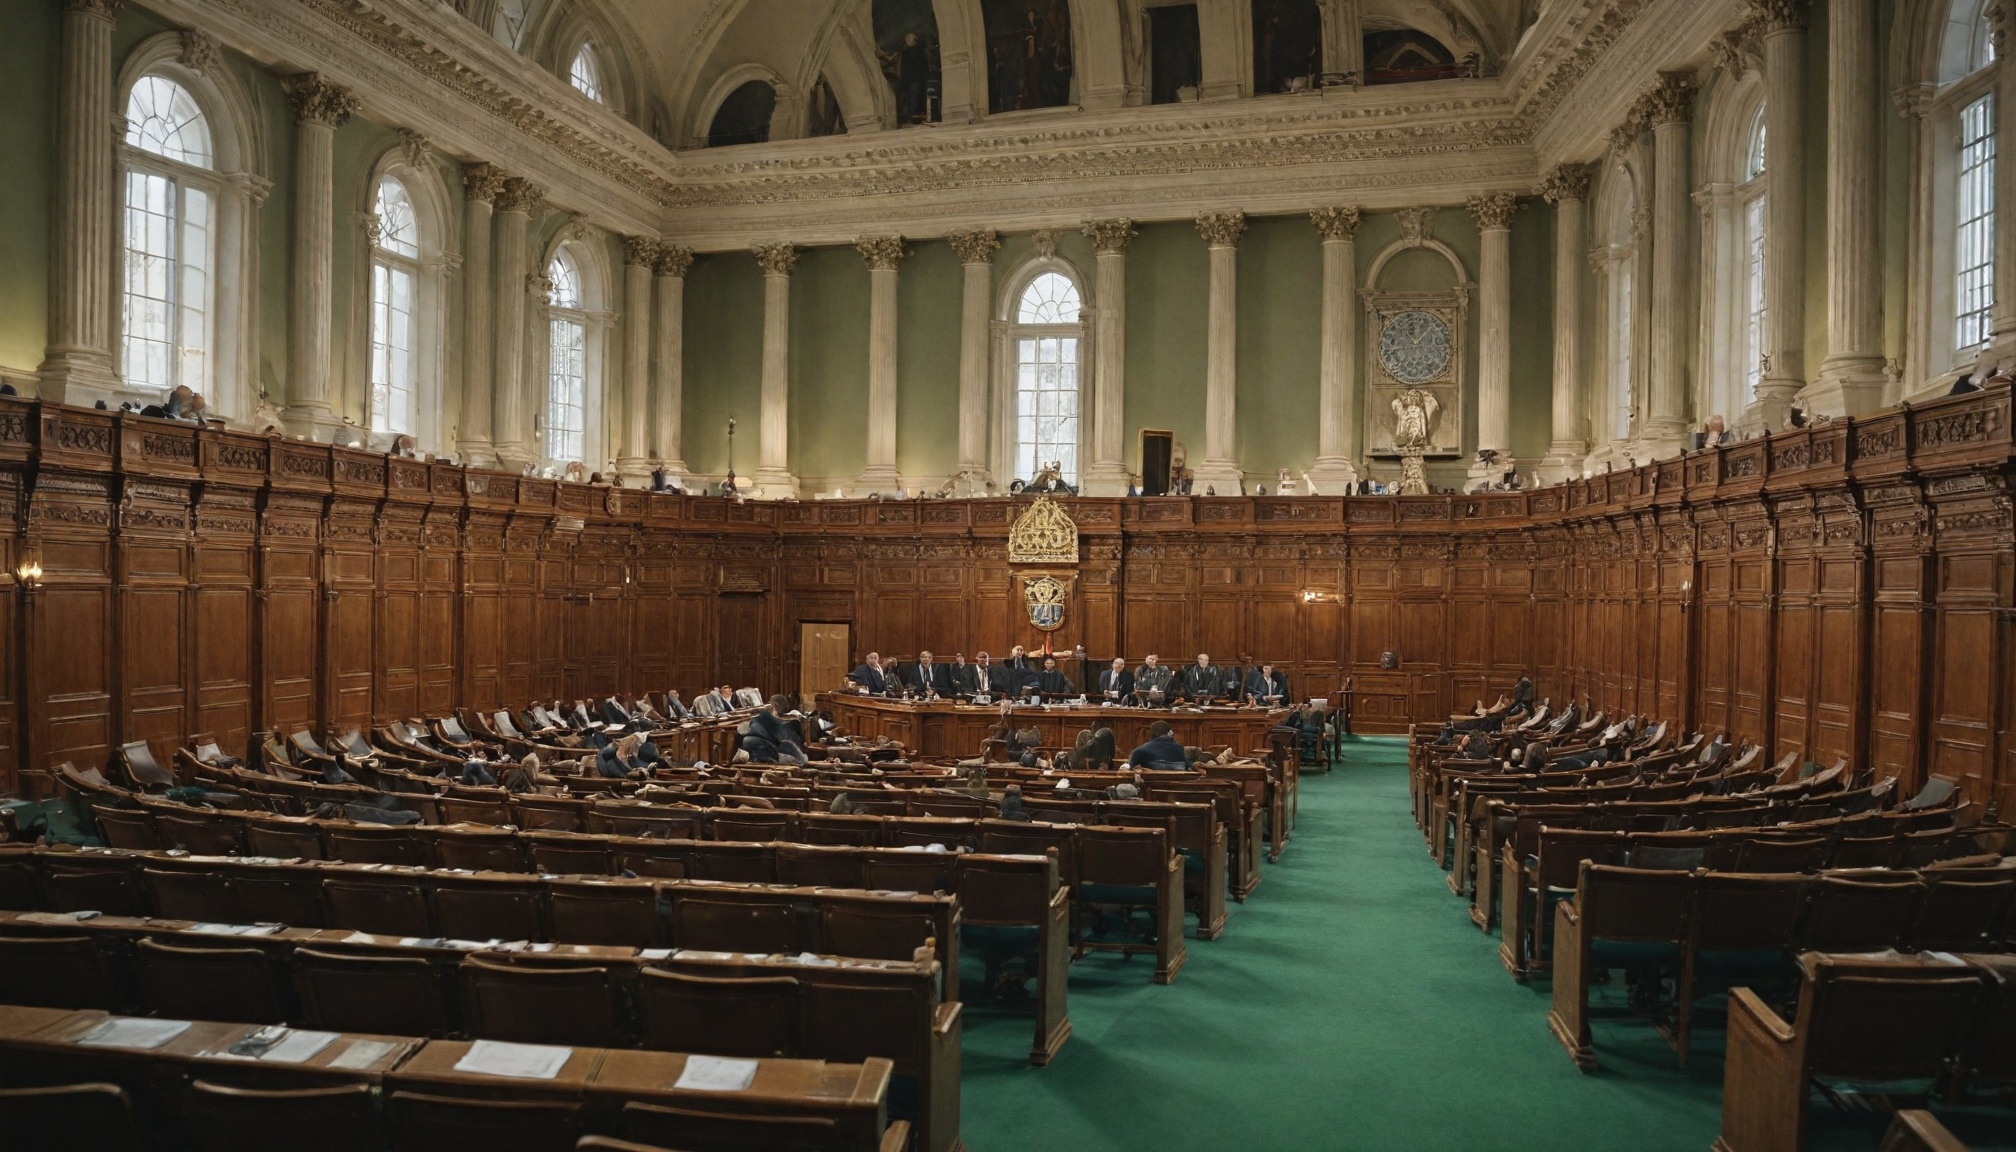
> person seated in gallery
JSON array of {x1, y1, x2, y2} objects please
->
[
  {"x1": 1243, "y1": 661, "x2": 1288, "y2": 705},
  {"x1": 1033, "y1": 654, "x2": 1074, "y2": 696},
  {"x1": 1700, "y1": 414, "x2": 1733, "y2": 447},
  {"x1": 996, "y1": 782, "x2": 1032, "y2": 821},
  {"x1": 948, "y1": 652, "x2": 981, "y2": 697},
  {"x1": 978, "y1": 650, "x2": 1023, "y2": 696},
  {"x1": 719, "y1": 470, "x2": 740, "y2": 497},
  {"x1": 595, "y1": 740, "x2": 646, "y2": 780},
  {"x1": 661, "y1": 689, "x2": 692, "y2": 720},
  {"x1": 910, "y1": 650, "x2": 951, "y2": 697},
  {"x1": 1127, "y1": 721, "x2": 1191, "y2": 771},
  {"x1": 1133, "y1": 654, "x2": 1173, "y2": 705},
  {"x1": 1173, "y1": 653, "x2": 1229, "y2": 702},
  {"x1": 1096, "y1": 656, "x2": 1134, "y2": 702},
  {"x1": 742, "y1": 696, "x2": 809, "y2": 765},
  {"x1": 1081, "y1": 725, "x2": 1116, "y2": 770},
  {"x1": 1507, "y1": 675, "x2": 1536, "y2": 719},
  {"x1": 848, "y1": 652, "x2": 891, "y2": 695},
  {"x1": 695, "y1": 683, "x2": 737, "y2": 715},
  {"x1": 459, "y1": 755, "x2": 498, "y2": 787}
]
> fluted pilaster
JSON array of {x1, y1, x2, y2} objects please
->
[
  {"x1": 39, "y1": 0, "x2": 122, "y2": 402},
  {"x1": 752, "y1": 243, "x2": 799, "y2": 497},
  {"x1": 618, "y1": 236, "x2": 658, "y2": 479},
  {"x1": 1308, "y1": 207, "x2": 1361, "y2": 493},
  {"x1": 1193, "y1": 211, "x2": 1247, "y2": 491},
  {"x1": 1754, "y1": 0, "x2": 1808, "y2": 429},
  {"x1": 458, "y1": 164, "x2": 501, "y2": 463},
  {"x1": 490, "y1": 177, "x2": 542, "y2": 467},
  {"x1": 948, "y1": 229, "x2": 1000, "y2": 481},
  {"x1": 1467, "y1": 192, "x2": 1519, "y2": 479},
  {"x1": 1081, "y1": 218, "x2": 1136, "y2": 495},
  {"x1": 855, "y1": 235, "x2": 906, "y2": 492},
  {"x1": 1541, "y1": 165, "x2": 1592, "y2": 476},
  {"x1": 282, "y1": 73, "x2": 358, "y2": 439},
  {"x1": 653, "y1": 244, "x2": 693, "y2": 478}
]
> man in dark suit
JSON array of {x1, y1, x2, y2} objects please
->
[
  {"x1": 1033, "y1": 654, "x2": 1073, "y2": 696},
  {"x1": 848, "y1": 652, "x2": 890, "y2": 695},
  {"x1": 1005, "y1": 644, "x2": 1037, "y2": 687},
  {"x1": 1134, "y1": 654, "x2": 1173, "y2": 705},
  {"x1": 978, "y1": 651, "x2": 1020, "y2": 696},
  {"x1": 1174, "y1": 653, "x2": 1228, "y2": 702},
  {"x1": 1096, "y1": 657, "x2": 1134, "y2": 702},
  {"x1": 1127, "y1": 721, "x2": 1190, "y2": 770},
  {"x1": 910, "y1": 650, "x2": 952, "y2": 697},
  {"x1": 1243, "y1": 662, "x2": 1288, "y2": 705},
  {"x1": 661, "y1": 690, "x2": 692, "y2": 720},
  {"x1": 947, "y1": 653, "x2": 980, "y2": 697}
]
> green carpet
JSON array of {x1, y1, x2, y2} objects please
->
[{"x1": 956, "y1": 736, "x2": 1730, "y2": 1151}]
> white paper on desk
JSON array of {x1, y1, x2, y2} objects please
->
[
  {"x1": 454, "y1": 1039, "x2": 572, "y2": 1080},
  {"x1": 342, "y1": 931, "x2": 378, "y2": 944},
  {"x1": 328, "y1": 1039, "x2": 399, "y2": 1071},
  {"x1": 19, "y1": 910, "x2": 98, "y2": 925},
  {"x1": 260, "y1": 1029, "x2": 338, "y2": 1064},
  {"x1": 638, "y1": 948, "x2": 673, "y2": 960},
  {"x1": 76, "y1": 1018, "x2": 191, "y2": 1050},
  {"x1": 674, "y1": 1054, "x2": 759, "y2": 1092},
  {"x1": 672, "y1": 949, "x2": 734, "y2": 961}
]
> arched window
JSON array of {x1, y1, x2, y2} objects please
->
[
  {"x1": 1010, "y1": 271, "x2": 1083, "y2": 484},
  {"x1": 368, "y1": 175, "x2": 420, "y2": 437},
  {"x1": 1610, "y1": 253, "x2": 1635, "y2": 442},
  {"x1": 121, "y1": 75, "x2": 215, "y2": 398},
  {"x1": 708, "y1": 80, "x2": 776, "y2": 147},
  {"x1": 1742, "y1": 105, "x2": 1768, "y2": 401},
  {"x1": 1909, "y1": 0, "x2": 2003, "y2": 392},
  {"x1": 1956, "y1": 91, "x2": 1995, "y2": 352},
  {"x1": 569, "y1": 42, "x2": 605, "y2": 103},
  {"x1": 546, "y1": 250, "x2": 590, "y2": 465}
]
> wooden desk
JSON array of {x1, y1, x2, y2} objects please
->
[{"x1": 824, "y1": 696, "x2": 1289, "y2": 759}]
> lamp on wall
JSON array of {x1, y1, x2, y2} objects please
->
[
  {"x1": 15, "y1": 550, "x2": 43, "y2": 590},
  {"x1": 1301, "y1": 590, "x2": 1332, "y2": 604}
]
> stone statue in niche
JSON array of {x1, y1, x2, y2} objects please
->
[{"x1": 1390, "y1": 387, "x2": 1440, "y2": 496}]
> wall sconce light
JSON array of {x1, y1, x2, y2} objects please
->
[
  {"x1": 16, "y1": 555, "x2": 43, "y2": 589},
  {"x1": 1301, "y1": 590, "x2": 1330, "y2": 604}
]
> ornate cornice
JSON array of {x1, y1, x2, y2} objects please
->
[
  {"x1": 1467, "y1": 191, "x2": 1520, "y2": 231},
  {"x1": 654, "y1": 244, "x2": 695, "y2": 278},
  {"x1": 1539, "y1": 163, "x2": 1591, "y2": 203},
  {"x1": 63, "y1": 0, "x2": 121, "y2": 19},
  {"x1": 1633, "y1": 72, "x2": 1699, "y2": 130},
  {"x1": 1195, "y1": 210, "x2": 1248, "y2": 248},
  {"x1": 947, "y1": 229, "x2": 1002, "y2": 264},
  {"x1": 1745, "y1": 0, "x2": 1810, "y2": 35},
  {"x1": 854, "y1": 235, "x2": 906, "y2": 271},
  {"x1": 179, "y1": 28, "x2": 220, "y2": 76},
  {"x1": 752, "y1": 243, "x2": 799, "y2": 276},
  {"x1": 1310, "y1": 206, "x2": 1362, "y2": 241},
  {"x1": 623, "y1": 235, "x2": 661, "y2": 268},
  {"x1": 463, "y1": 162, "x2": 504, "y2": 204},
  {"x1": 1081, "y1": 218, "x2": 1137, "y2": 256},
  {"x1": 495, "y1": 176, "x2": 545, "y2": 214},
  {"x1": 1711, "y1": 18, "x2": 1762, "y2": 80},
  {"x1": 282, "y1": 72, "x2": 359, "y2": 128}
]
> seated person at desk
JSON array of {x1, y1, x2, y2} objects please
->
[
  {"x1": 1134, "y1": 654, "x2": 1173, "y2": 705},
  {"x1": 1032, "y1": 654, "x2": 1074, "y2": 696},
  {"x1": 1173, "y1": 653, "x2": 1230, "y2": 702},
  {"x1": 948, "y1": 652, "x2": 981, "y2": 697},
  {"x1": 979, "y1": 650, "x2": 1025, "y2": 697},
  {"x1": 910, "y1": 650, "x2": 952, "y2": 697},
  {"x1": 1128, "y1": 721, "x2": 1191, "y2": 771},
  {"x1": 694, "y1": 683, "x2": 736, "y2": 716},
  {"x1": 660, "y1": 689, "x2": 692, "y2": 720},
  {"x1": 1244, "y1": 661, "x2": 1288, "y2": 705},
  {"x1": 847, "y1": 652, "x2": 891, "y2": 695},
  {"x1": 742, "y1": 696, "x2": 809, "y2": 765},
  {"x1": 1096, "y1": 656, "x2": 1134, "y2": 702},
  {"x1": 1006, "y1": 644, "x2": 1037, "y2": 683}
]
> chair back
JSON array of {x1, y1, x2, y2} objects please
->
[
  {"x1": 861, "y1": 854, "x2": 956, "y2": 895},
  {"x1": 672, "y1": 894, "x2": 797, "y2": 954},
  {"x1": 187, "y1": 1080, "x2": 382, "y2": 1152},
  {"x1": 799, "y1": 976, "x2": 932, "y2": 1072},
  {"x1": 429, "y1": 878, "x2": 544, "y2": 942},
  {"x1": 326, "y1": 824, "x2": 428, "y2": 866},
  {"x1": 635, "y1": 968, "x2": 799, "y2": 1058},
  {"x1": 90, "y1": 806, "x2": 159, "y2": 851},
  {"x1": 1800, "y1": 956, "x2": 1986, "y2": 1081},
  {"x1": 775, "y1": 844, "x2": 865, "y2": 889},
  {"x1": 292, "y1": 946, "x2": 452, "y2": 1037},
  {"x1": 885, "y1": 818, "x2": 979, "y2": 851},
  {"x1": 545, "y1": 880, "x2": 662, "y2": 946},
  {"x1": 322, "y1": 875, "x2": 431, "y2": 937},
  {"x1": 1912, "y1": 874, "x2": 2016, "y2": 951},
  {"x1": 134, "y1": 936, "x2": 287, "y2": 1023},
  {"x1": 621, "y1": 1101, "x2": 840, "y2": 1152},
  {"x1": 589, "y1": 803, "x2": 703, "y2": 839},
  {"x1": 142, "y1": 866, "x2": 236, "y2": 923},
  {"x1": 245, "y1": 819, "x2": 326, "y2": 860},
  {"x1": 1075, "y1": 825, "x2": 1168, "y2": 889},
  {"x1": 0, "y1": 936, "x2": 119, "y2": 1010},
  {"x1": 428, "y1": 827, "x2": 526, "y2": 873},
  {"x1": 460, "y1": 954, "x2": 621, "y2": 1047},
  {"x1": 42, "y1": 859, "x2": 146, "y2": 916},
  {"x1": 385, "y1": 1090, "x2": 583, "y2": 1152},
  {"x1": 795, "y1": 813, "x2": 884, "y2": 846},
  {"x1": 119, "y1": 740, "x2": 178, "y2": 790},
  {"x1": 525, "y1": 832, "x2": 614, "y2": 876},
  {"x1": 1691, "y1": 872, "x2": 1808, "y2": 952},
  {"x1": 818, "y1": 903, "x2": 936, "y2": 961},
  {"x1": 1801, "y1": 875, "x2": 1921, "y2": 952},
  {"x1": 955, "y1": 854, "x2": 1057, "y2": 925},
  {"x1": 511, "y1": 798, "x2": 583, "y2": 833},
  {"x1": 712, "y1": 810, "x2": 797, "y2": 843},
  {"x1": 439, "y1": 795, "x2": 512, "y2": 827},
  {"x1": 1963, "y1": 953, "x2": 2016, "y2": 1087},
  {"x1": 0, "y1": 1082, "x2": 144, "y2": 1152},
  {"x1": 151, "y1": 808, "x2": 246, "y2": 856},
  {"x1": 683, "y1": 842, "x2": 777, "y2": 883},
  {"x1": 1577, "y1": 864, "x2": 1692, "y2": 942}
]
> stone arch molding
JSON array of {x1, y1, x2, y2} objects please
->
[
  {"x1": 1361, "y1": 211, "x2": 1472, "y2": 292},
  {"x1": 692, "y1": 63, "x2": 796, "y2": 145}
]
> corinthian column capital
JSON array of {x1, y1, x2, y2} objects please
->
[
  {"x1": 1081, "y1": 218, "x2": 1138, "y2": 255},
  {"x1": 283, "y1": 73, "x2": 360, "y2": 128},
  {"x1": 1539, "y1": 164, "x2": 1592, "y2": 204},
  {"x1": 654, "y1": 243, "x2": 695, "y2": 278},
  {"x1": 1634, "y1": 72, "x2": 1700, "y2": 129},
  {"x1": 1195, "y1": 210, "x2": 1247, "y2": 249},
  {"x1": 854, "y1": 235, "x2": 907, "y2": 271},
  {"x1": 1746, "y1": 0, "x2": 1810, "y2": 35},
  {"x1": 1310, "y1": 206, "x2": 1362, "y2": 241},
  {"x1": 463, "y1": 162, "x2": 505, "y2": 204},
  {"x1": 1466, "y1": 192, "x2": 1521, "y2": 232},
  {"x1": 495, "y1": 177, "x2": 545, "y2": 214},
  {"x1": 948, "y1": 228, "x2": 1002, "y2": 264},
  {"x1": 753, "y1": 242, "x2": 799, "y2": 276},
  {"x1": 63, "y1": 0, "x2": 122, "y2": 20},
  {"x1": 624, "y1": 235, "x2": 662, "y2": 268}
]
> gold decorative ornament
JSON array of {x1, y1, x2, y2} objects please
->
[
  {"x1": 1006, "y1": 495, "x2": 1078, "y2": 564},
  {"x1": 1022, "y1": 574, "x2": 1068, "y2": 632}
]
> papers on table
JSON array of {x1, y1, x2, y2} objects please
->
[
  {"x1": 453, "y1": 1039, "x2": 572, "y2": 1080},
  {"x1": 261, "y1": 1029, "x2": 339, "y2": 1064},
  {"x1": 674, "y1": 1054, "x2": 759, "y2": 1092},
  {"x1": 189, "y1": 922, "x2": 283, "y2": 936},
  {"x1": 76, "y1": 1018, "x2": 191, "y2": 1050},
  {"x1": 638, "y1": 948, "x2": 674, "y2": 960},
  {"x1": 329, "y1": 1039, "x2": 400, "y2": 1071}
]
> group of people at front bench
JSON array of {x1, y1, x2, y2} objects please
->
[{"x1": 847, "y1": 648, "x2": 1292, "y2": 707}]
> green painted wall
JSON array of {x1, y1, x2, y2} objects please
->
[
  {"x1": 0, "y1": 0, "x2": 56, "y2": 376},
  {"x1": 682, "y1": 253, "x2": 764, "y2": 481},
  {"x1": 895, "y1": 238, "x2": 962, "y2": 484},
  {"x1": 1121, "y1": 220, "x2": 1209, "y2": 474},
  {"x1": 788, "y1": 244, "x2": 869, "y2": 487},
  {"x1": 1510, "y1": 197, "x2": 1557, "y2": 463},
  {"x1": 1234, "y1": 213, "x2": 1322, "y2": 481}
]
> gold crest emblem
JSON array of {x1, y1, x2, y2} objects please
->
[
  {"x1": 1022, "y1": 574, "x2": 1067, "y2": 632},
  {"x1": 1006, "y1": 495, "x2": 1078, "y2": 564}
]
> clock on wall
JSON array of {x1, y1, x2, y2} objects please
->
[{"x1": 1377, "y1": 309, "x2": 1453, "y2": 385}]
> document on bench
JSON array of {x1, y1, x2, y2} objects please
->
[
  {"x1": 329, "y1": 1039, "x2": 400, "y2": 1071},
  {"x1": 674, "y1": 1054, "x2": 759, "y2": 1092},
  {"x1": 454, "y1": 1039, "x2": 572, "y2": 1080},
  {"x1": 261, "y1": 1029, "x2": 339, "y2": 1063},
  {"x1": 77, "y1": 1018, "x2": 191, "y2": 1050}
]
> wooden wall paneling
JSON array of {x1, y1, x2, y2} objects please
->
[
  {"x1": 511, "y1": 516, "x2": 553, "y2": 705},
  {"x1": 1867, "y1": 485, "x2": 1934, "y2": 791},
  {"x1": 417, "y1": 509, "x2": 459, "y2": 717},
  {"x1": 374, "y1": 499, "x2": 426, "y2": 726},
  {"x1": 26, "y1": 468, "x2": 117, "y2": 784},
  {"x1": 1809, "y1": 494, "x2": 1868, "y2": 766},
  {"x1": 322, "y1": 494, "x2": 379, "y2": 733},
  {"x1": 1925, "y1": 483, "x2": 2010, "y2": 805},
  {"x1": 0, "y1": 471, "x2": 21, "y2": 792},
  {"x1": 114, "y1": 477, "x2": 194, "y2": 765},
  {"x1": 190, "y1": 478, "x2": 259, "y2": 756},
  {"x1": 1772, "y1": 500, "x2": 1817, "y2": 762},
  {"x1": 460, "y1": 512, "x2": 506, "y2": 710}
]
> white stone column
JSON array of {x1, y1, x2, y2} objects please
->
[
  {"x1": 1308, "y1": 207, "x2": 1361, "y2": 493},
  {"x1": 1810, "y1": 0, "x2": 1885, "y2": 415},
  {"x1": 281, "y1": 74, "x2": 357, "y2": 439},
  {"x1": 458, "y1": 164, "x2": 499, "y2": 464},
  {"x1": 1193, "y1": 211, "x2": 1247, "y2": 492},
  {"x1": 1753, "y1": 0, "x2": 1807, "y2": 429},
  {"x1": 1080, "y1": 219, "x2": 1136, "y2": 496},
  {"x1": 652, "y1": 244, "x2": 693, "y2": 479},
  {"x1": 1541, "y1": 164, "x2": 1592, "y2": 478},
  {"x1": 490, "y1": 177, "x2": 541, "y2": 469},
  {"x1": 1981, "y1": 6, "x2": 2016, "y2": 372},
  {"x1": 855, "y1": 236, "x2": 906, "y2": 492},
  {"x1": 39, "y1": 0, "x2": 122, "y2": 402},
  {"x1": 1642, "y1": 72, "x2": 1698, "y2": 456},
  {"x1": 948, "y1": 229, "x2": 1000, "y2": 487},
  {"x1": 1467, "y1": 192, "x2": 1518, "y2": 485},
  {"x1": 751, "y1": 243, "x2": 799, "y2": 498},
  {"x1": 618, "y1": 236, "x2": 657, "y2": 481}
]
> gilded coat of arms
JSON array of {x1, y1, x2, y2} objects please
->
[
  {"x1": 1006, "y1": 496, "x2": 1078, "y2": 564},
  {"x1": 1022, "y1": 574, "x2": 1067, "y2": 632}
]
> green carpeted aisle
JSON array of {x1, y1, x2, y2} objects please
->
[{"x1": 954, "y1": 736, "x2": 1728, "y2": 1152}]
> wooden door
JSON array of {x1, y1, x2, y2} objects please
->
[{"x1": 799, "y1": 623, "x2": 851, "y2": 709}]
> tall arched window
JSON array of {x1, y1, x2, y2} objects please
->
[
  {"x1": 546, "y1": 250, "x2": 589, "y2": 465},
  {"x1": 1956, "y1": 90, "x2": 1995, "y2": 352},
  {"x1": 368, "y1": 175, "x2": 420, "y2": 437},
  {"x1": 569, "y1": 42, "x2": 605, "y2": 103},
  {"x1": 1910, "y1": 1, "x2": 2002, "y2": 392},
  {"x1": 1610, "y1": 254, "x2": 1635, "y2": 442},
  {"x1": 1011, "y1": 272, "x2": 1082, "y2": 484},
  {"x1": 121, "y1": 75, "x2": 215, "y2": 398},
  {"x1": 1742, "y1": 106, "x2": 1768, "y2": 401}
]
